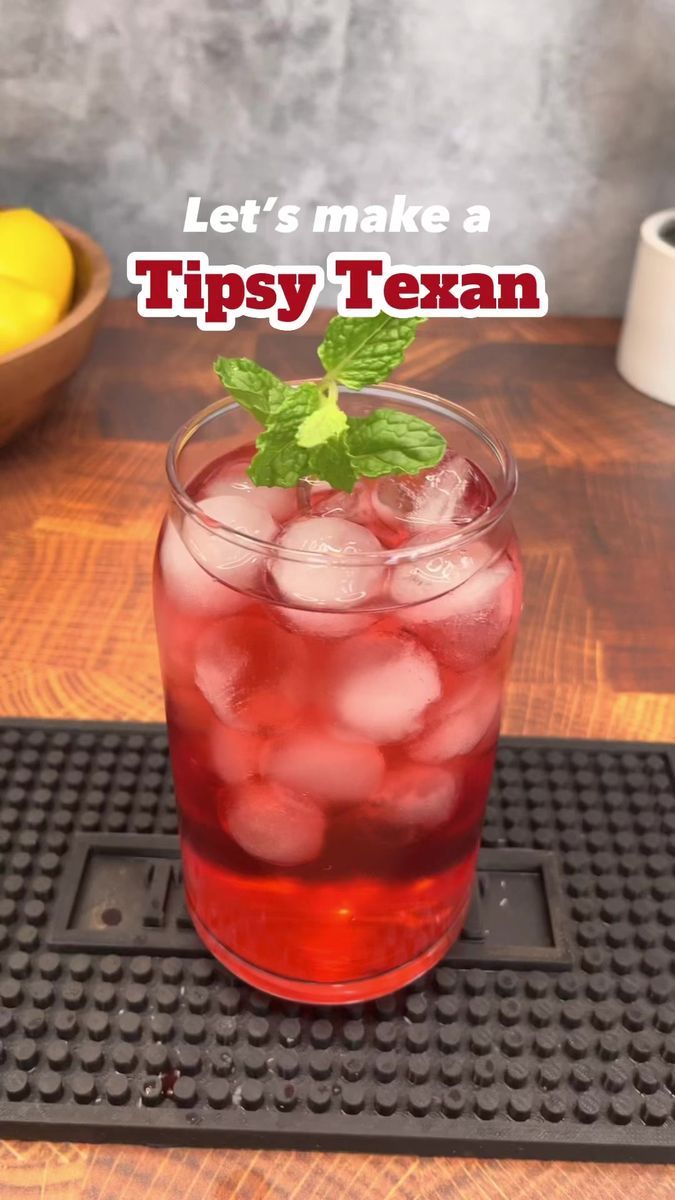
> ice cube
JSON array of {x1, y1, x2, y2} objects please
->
[
  {"x1": 273, "y1": 605, "x2": 377, "y2": 639},
  {"x1": 202, "y1": 458, "x2": 297, "y2": 522},
  {"x1": 224, "y1": 780, "x2": 325, "y2": 866},
  {"x1": 372, "y1": 763, "x2": 458, "y2": 830},
  {"x1": 160, "y1": 520, "x2": 246, "y2": 615},
  {"x1": 390, "y1": 535, "x2": 493, "y2": 623},
  {"x1": 409, "y1": 676, "x2": 501, "y2": 764},
  {"x1": 312, "y1": 480, "x2": 374, "y2": 526},
  {"x1": 183, "y1": 494, "x2": 278, "y2": 592},
  {"x1": 410, "y1": 556, "x2": 518, "y2": 671},
  {"x1": 262, "y1": 728, "x2": 385, "y2": 807},
  {"x1": 195, "y1": 614, "x2": 306, "y2": 732},
  {"x1": 313, "y1": 481, "x2": 405, "y2": 549},
  {"x1": 270, "y1": 516, "x2": 384, "y2": 611},
  {"x1": 373, "y1": 453, "x2": 493, "y2": 531},
  {"x1": 210, "y1": 722, "x2": 261, "y2": 785},
  {"x1": 330, "y1": 631, "x2": 441, "y2": 743}
]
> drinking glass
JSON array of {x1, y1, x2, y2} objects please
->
[{"x1": 154, "y1": 384, "x2": 521, "y2": 1003}]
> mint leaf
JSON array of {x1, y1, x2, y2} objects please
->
[
  {"x1": 248, "y1": 383, "x2": 319, "y2": 488},
  {"x1": 308, "y1": 436, "x2": 357, "y2": 492},
  {"x1": 274, "y1": 382, "x2": 321, "y2": 423},
  {"x1": 248, "y1": 432, "x2": 309, "y2": 488},
  {"x1": 346, "y1": 409, "x2": 445, "y2": 478},
  {"x1": 214, "y1": 357, "x2": 287, "y2": 423},
  {"x1": 213, "y1": 314, "x2": 445, "y2": 492},
  {"x1": 296, "y1": 402, "x2": 347, "y2": 449},
  {"x1": 318, "y1": 314, "x2": 424, "y2": 389}
]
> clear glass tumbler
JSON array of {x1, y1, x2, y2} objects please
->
[{"x1": 154, "y1": 384, "x2": 521, "y2": 1003}]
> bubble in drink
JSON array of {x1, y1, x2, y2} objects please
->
[
  {"x1": 331, "y1": 631, "x2": 441, "y2": 743},
  {"x1": 372, "y1": 763, "x2": 458, "y2": 830},
  {"x1": 224, "y1": 780, "x2": 325, "y2": 866},
  {"x1": 210, "y1": 722, "x2": 261, "y2": 785},
  {"x1": 202, "y1": 457, "x2": 296, "y2": 522},
  {"x1": 373, "y1": 453, "x2": 493, "y2": 531},
  {"x1": 409, "y1": 676, "x2": 501, "y2": 764},
  {"x1": 262, "y1": 727, "x2": 385, "y2": 807},
  {"x1": 195, "y1": 614, "x2": 306, "y2": 732},
  {"x1": 184, "y1": 494, "x2": 278, "y2": 591},
  {"x1": 271, "y1": 516, "x2": 384, "y2": 610},
  {"x1": 159, "y1": 519, "x2": 246, "y2": 615}
]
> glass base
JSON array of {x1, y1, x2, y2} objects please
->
[{"x1": 188, "y1": 898, "x2": 469, "y2": 1005}]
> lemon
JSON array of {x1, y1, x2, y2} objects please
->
[
  {"x1": 0, "y1": 274, "x2": 60, "y2": 356},
  {"x1": 0, "y1": 208, "x2": 74, "y2": 316}
]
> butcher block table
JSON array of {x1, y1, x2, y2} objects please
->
[{"x1": 0, "y1": 302, "x2": 674, "y2": 1198}]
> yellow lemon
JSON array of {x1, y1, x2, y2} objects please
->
[
  {"x1": 0, "y1": 274, "x2": 60, "y2": 357},
  {"x1": 0, "y1": 208, "x2": 74, "y2": 316}
]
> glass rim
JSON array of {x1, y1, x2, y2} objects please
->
[{"x1": 166, "y1": 381, "x2": 518, "y2": 567}]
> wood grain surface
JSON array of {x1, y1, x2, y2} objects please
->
[{"x1": 0, "y1": 302, "x2": 674, "y2": 1198}]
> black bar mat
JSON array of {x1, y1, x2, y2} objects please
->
[{"x1": 0, "y1": 718, "x2": 674, "y2": 1162}]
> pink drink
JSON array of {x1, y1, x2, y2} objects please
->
[{"x1": 155, "y1": 400, "x2": 521, "y2": 1003}]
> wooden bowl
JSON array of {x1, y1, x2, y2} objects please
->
[{"x1": 0, "y1": 218, "x2": 111, "y2": 446}]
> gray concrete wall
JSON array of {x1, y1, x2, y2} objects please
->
[{"x1": 2, "y1": 0, "x2": 674, "y2": 312}]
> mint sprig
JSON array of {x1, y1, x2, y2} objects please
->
[{"x1": 213, "y1": 314, "x2": 445, "y2": 491}]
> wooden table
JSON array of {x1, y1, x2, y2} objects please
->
[{"x1": 1, "y1": 302, "x2": 674, "y2": 1198}]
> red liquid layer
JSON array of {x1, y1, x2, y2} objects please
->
[{"x1": 154, "y1": 446, "x2": 521, "y2": 1002}]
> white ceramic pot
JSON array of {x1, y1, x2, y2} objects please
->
[{"x1": 617, "y1": 207, "x2": 675, "y2": 408}]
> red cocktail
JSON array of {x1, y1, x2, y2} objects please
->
[{"x1": 154, "y1": 384, "x2": 521, "y2": 1003}]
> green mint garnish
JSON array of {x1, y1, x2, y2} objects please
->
[
  {"x1": 247, "y1": 384, "x2": 318, "y2": 489},
  {"x1": 213, "y1": 314, "x2": 446, "y2": 492},
  {"x1": 347, "y1": 408, "x2": 450, "y2": 477},
  {"x1": 213, "y1": 358, "x2": 288, "y2": 424},
  {"x1": 318, "y1": 312, "x2": 423, "y2": 389}
]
